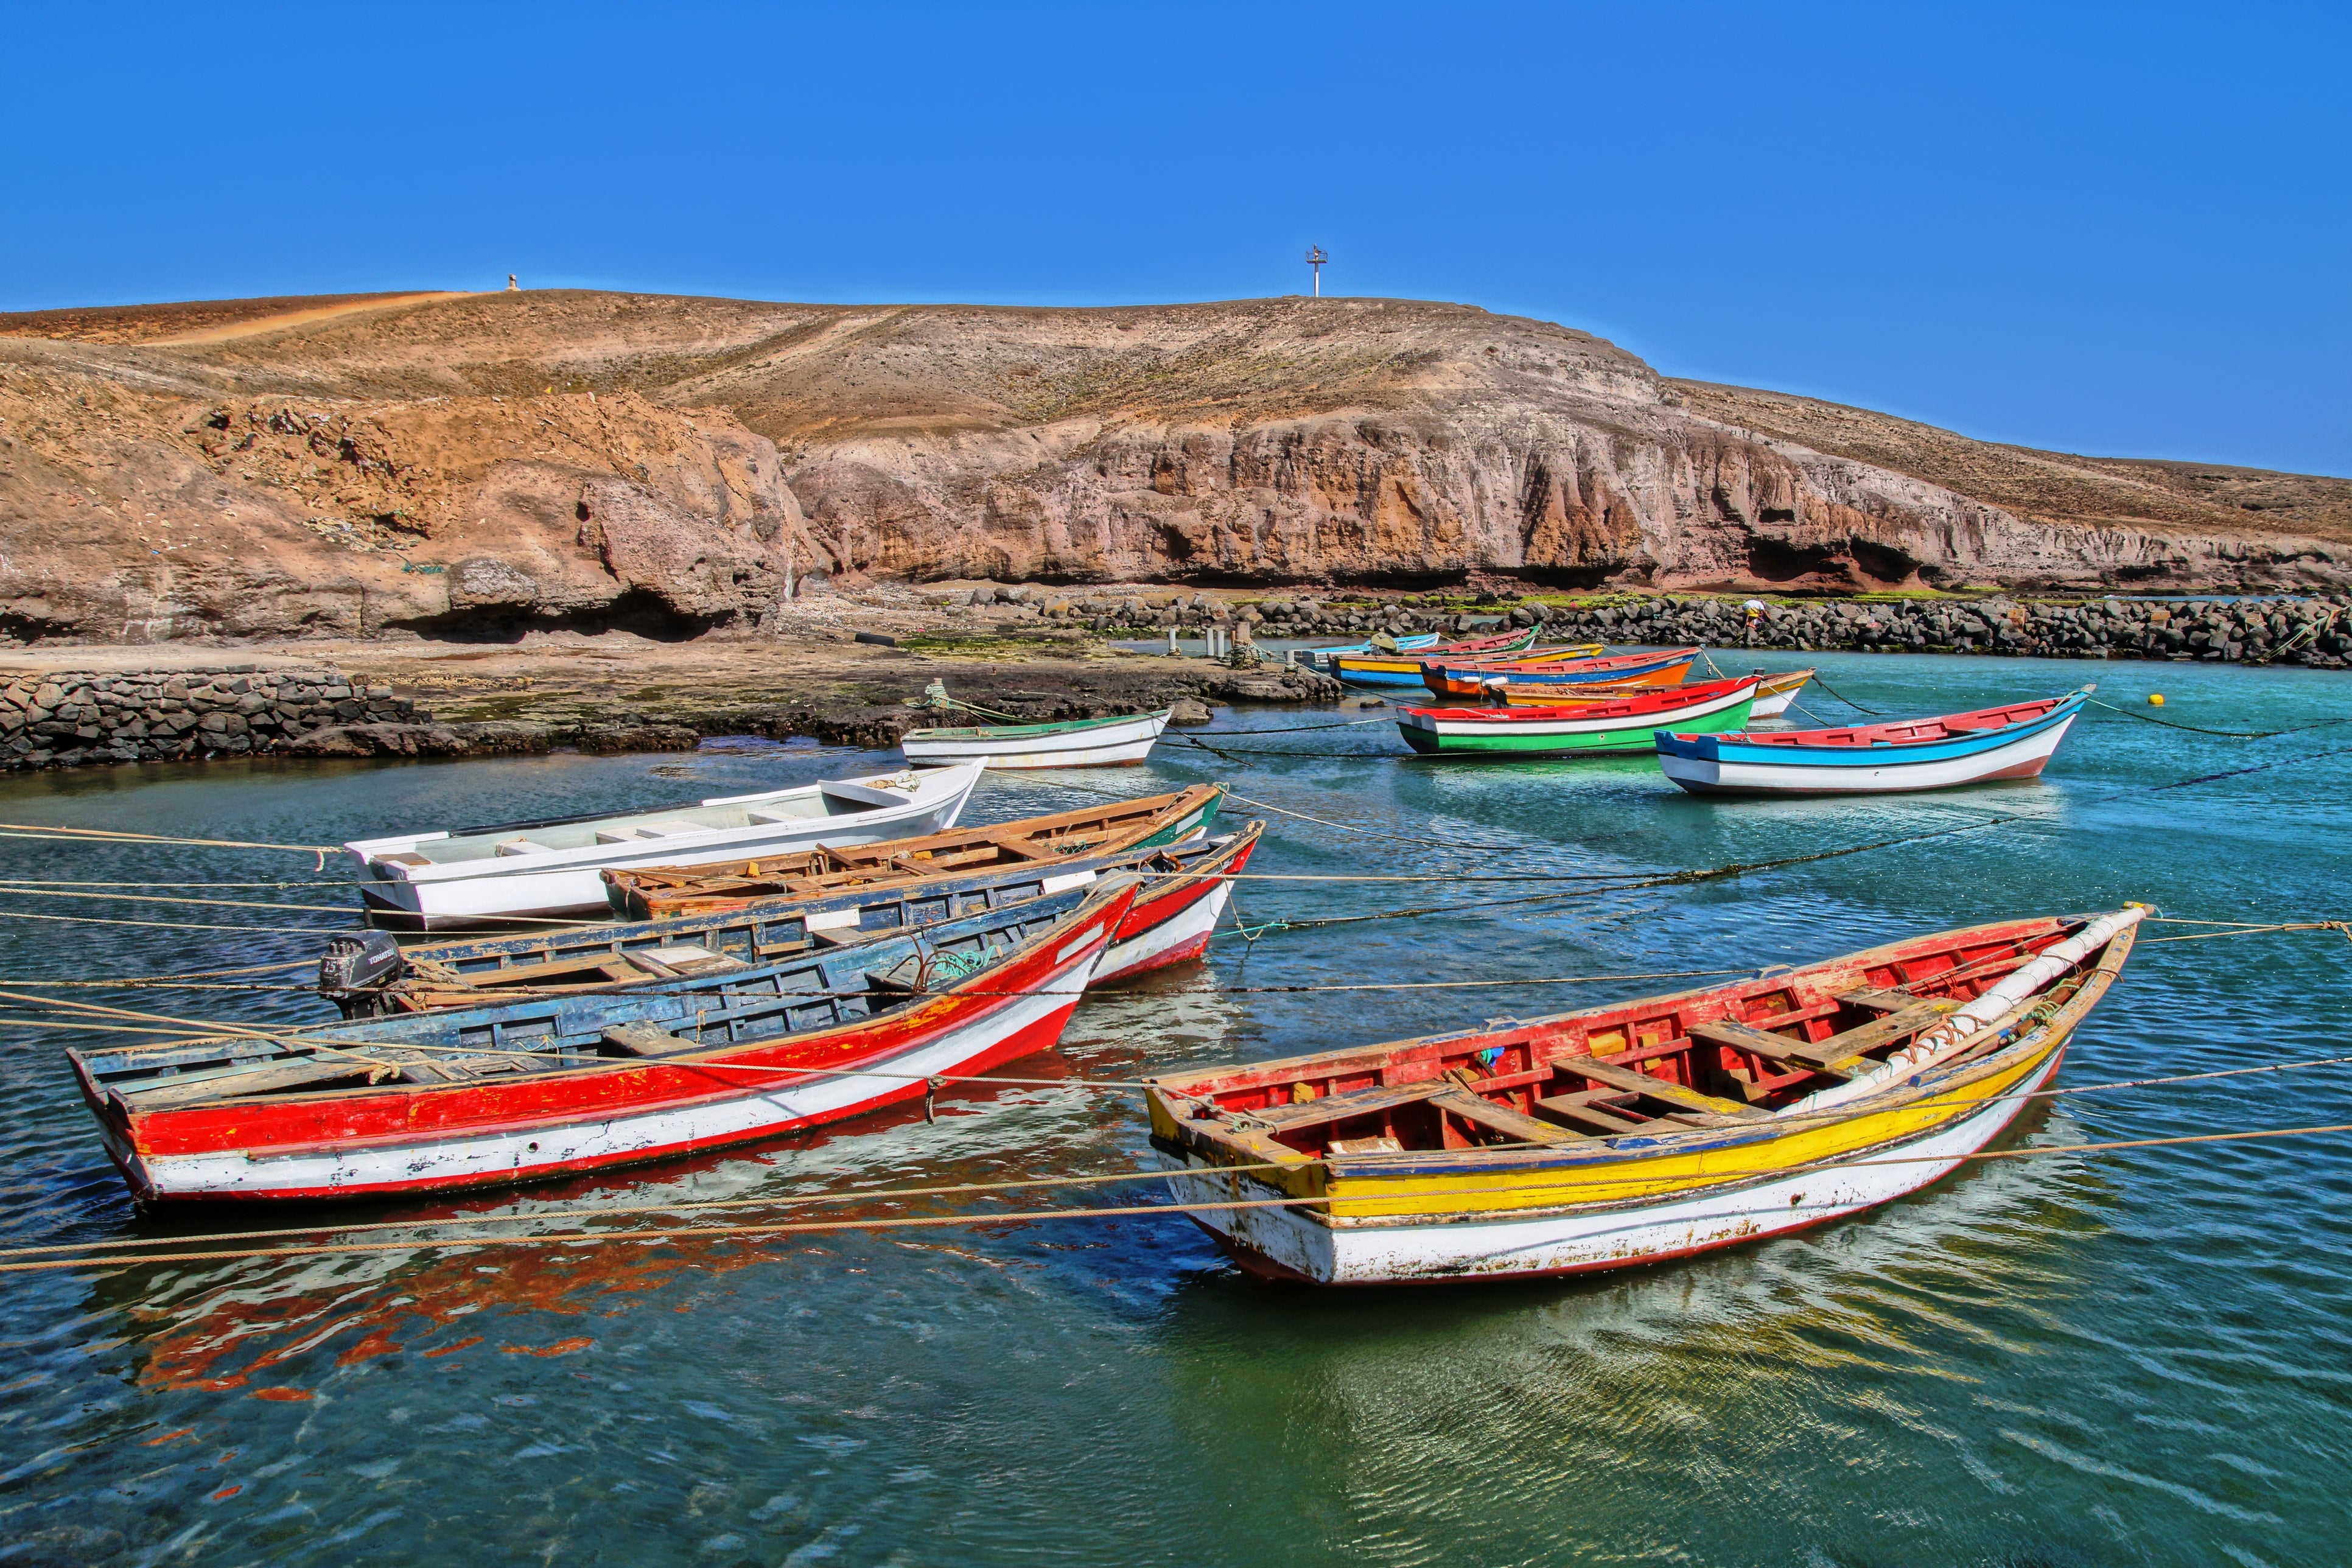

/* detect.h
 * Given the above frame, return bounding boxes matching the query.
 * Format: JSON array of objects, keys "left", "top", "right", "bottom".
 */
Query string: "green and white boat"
[
  {"left": 1396, "top": 678, "right": 1759, "bottom": 757},
  {"left": 901, "top": 707, "right": 1172, "bottom": 768}
]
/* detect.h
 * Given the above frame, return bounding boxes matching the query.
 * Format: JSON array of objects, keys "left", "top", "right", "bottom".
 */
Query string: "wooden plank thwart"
[
  {"left": 1688, "top": 1018, "right": 1858, "bottom": 1080},
  {"left": 1429, "top": 1088, "right": 1580, "bottom": 1144},
  {"left": 1256, "top": 1079, "right": 1444, "bottom": 1130},
  {"left": 1785, "top": 998, "right": 1958, "bottom": 1068},
  {"left": 1559, "top": 1055, "right": 1770, "bottom": 1119}
]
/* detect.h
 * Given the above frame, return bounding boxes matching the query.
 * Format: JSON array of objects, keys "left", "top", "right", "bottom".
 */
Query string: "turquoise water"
[{"left": 1, "top": 651, "right": 2348, "bottom": 1566}]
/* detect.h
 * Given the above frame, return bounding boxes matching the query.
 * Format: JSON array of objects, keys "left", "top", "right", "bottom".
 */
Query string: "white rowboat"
[
  {"left": 346, "top": 763, "right": 982, "bottom": 929},
  {"left": 900, "top": 709, "right": 1171, "bottom": 769}
]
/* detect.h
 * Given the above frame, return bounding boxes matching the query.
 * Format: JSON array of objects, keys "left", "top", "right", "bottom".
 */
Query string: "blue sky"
[{"left": 3, "top": 2, "right": 2344, "bottom": 475}]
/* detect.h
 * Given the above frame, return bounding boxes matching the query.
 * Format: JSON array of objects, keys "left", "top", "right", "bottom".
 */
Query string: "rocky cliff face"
[{"left": 1, "top": 290, "right": 2345, "bottom": 644}]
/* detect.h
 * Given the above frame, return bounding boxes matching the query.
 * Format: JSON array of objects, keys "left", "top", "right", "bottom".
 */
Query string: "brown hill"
[{"left": 0, "top": 289, "right": 2342, "bottom": 644}]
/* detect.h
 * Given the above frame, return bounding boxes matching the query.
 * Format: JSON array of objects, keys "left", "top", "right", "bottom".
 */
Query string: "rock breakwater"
[{"left": 1041, "top": 589, "right": 2352, "bottom": 668}]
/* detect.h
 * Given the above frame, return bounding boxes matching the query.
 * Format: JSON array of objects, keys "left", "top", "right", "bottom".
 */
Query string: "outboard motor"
[{"left": 318, "top": 929, "right": 405, "bottom": 1016}]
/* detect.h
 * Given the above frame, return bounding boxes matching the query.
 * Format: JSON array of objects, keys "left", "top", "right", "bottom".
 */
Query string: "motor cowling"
[{"left": 318, "top": 929, "right": 404, "bottom": 1004}]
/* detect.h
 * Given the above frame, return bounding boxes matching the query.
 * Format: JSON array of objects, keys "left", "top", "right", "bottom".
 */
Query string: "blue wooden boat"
[
  {"left": 83, "top": 878, "right": 1142, "bottom": 1203},
  {"left": 320, "top": 824, "right": 1254, "bottom": 1017},
  {"left": 1655, "top": 687, "right": 2090, "bottom": 796}
]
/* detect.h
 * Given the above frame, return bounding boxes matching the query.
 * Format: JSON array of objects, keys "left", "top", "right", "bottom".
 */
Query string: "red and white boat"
[{"left": 71, "top": 878, "right": 1142, "bottom": 1203}]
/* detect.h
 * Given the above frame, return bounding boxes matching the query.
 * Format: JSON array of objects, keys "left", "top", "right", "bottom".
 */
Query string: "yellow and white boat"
[{"left": 1144, "top": 909, "right": 2141, "bottom": 1284}]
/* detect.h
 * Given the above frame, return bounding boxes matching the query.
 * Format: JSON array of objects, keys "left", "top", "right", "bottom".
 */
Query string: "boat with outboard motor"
[
  {"left": 319, "top": 819, "right": 1263, "bottom": 1016},
  {"left": 76, "top": 877, "right": 1142, "bottom": 1202}
]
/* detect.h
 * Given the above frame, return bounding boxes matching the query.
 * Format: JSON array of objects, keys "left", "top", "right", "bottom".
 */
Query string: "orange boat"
[{"left": 1422, "top": 646, "right": 1698, "bottom": 699}]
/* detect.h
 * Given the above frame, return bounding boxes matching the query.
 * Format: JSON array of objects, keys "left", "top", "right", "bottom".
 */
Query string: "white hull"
[
  {"left": 1155, "top": 1049, "right": 2062, "bottom": 1284},
  {"left": 352, "top": 766, "right": 982, "bottom": 928},
  {"left": 1749, "top": 689, "right": 1796, "bottom": 718},
  {"left": 109, "top": 951, "right": 1103, "bottom": 1201},
  {"left": 1094, "top": 877, "right": 1231, "bottom": 984},
  {"left": 900, "top": 712, "right": 1169, "bottom": 769},
  {"left": 1660, "top": 716, "right": 2073, "bottom": 796}
]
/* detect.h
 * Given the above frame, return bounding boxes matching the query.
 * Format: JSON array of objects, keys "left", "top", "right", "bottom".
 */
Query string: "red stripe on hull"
[{"left": 116, "top": 996, "right": 1091, "bottom": 1203}]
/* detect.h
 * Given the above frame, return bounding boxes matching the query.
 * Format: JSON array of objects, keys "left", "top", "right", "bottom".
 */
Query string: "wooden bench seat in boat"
[
  {"left": 1427, "top": 1087, "right": 1580, "bottom": 1144},
  {"left": 1688, "top": 1018, "right": 1856, "bottom": 1078},
  {"left": 1836, "top": 986, "right": 1926, "bottom": 1013},
  {"left": 1533, "top": 1090, "right": 1645, "bottom": 1134},
  {"left": 598, "top": 1022, "right": 701, "bottom": 1058},
  {"left": 1254, "top": 1079, "right": 1451, "bottom": 1130},
  {"left": 1690, "top": 991, "right": 1957, "bottom": 1073},
  {"left": 619, "top": 945, "right": 753, "bottom": 980},
  {"left": 1555, "top": 1055, "right": 1770, "bottom": 1120}
]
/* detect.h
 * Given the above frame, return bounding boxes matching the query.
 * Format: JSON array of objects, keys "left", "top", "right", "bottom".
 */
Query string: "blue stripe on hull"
[{"left": 1657, "top": 696, "right": 2085, "bottom": 768}]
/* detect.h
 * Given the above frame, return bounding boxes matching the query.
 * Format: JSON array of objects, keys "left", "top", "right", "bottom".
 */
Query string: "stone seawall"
[{"left": 0, "top": 665, "right": 425, "bottom": 770}]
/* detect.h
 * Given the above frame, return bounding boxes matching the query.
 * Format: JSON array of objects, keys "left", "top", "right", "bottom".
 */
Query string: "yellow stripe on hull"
[{"left": 1317, "top": 1029, "right": 2060, "bottom": 1222}]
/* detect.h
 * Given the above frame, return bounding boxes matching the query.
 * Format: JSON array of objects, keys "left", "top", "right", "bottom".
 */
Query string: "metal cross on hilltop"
[{"left": 1306, "top": 245, "right": 1328, "bottom": 297}]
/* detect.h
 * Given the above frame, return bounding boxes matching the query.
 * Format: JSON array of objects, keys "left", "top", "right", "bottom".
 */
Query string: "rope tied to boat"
[
  {"left": 0, "top": 822, "right": 340, "bottom": 868},
  {"left": 2082, "top": 694, "right": 2352, "bottom": 740},
  {"left": 1799, "top": 670, "right": 1886, "bottom": 716},
  {"left": 12, "top": 1119, "right": 2352, "bottom": 1278}
]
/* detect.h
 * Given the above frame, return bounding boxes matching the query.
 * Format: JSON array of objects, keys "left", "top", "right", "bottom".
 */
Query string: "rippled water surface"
[{"left": 2, "top": 651, "right": 2348, "bottom": 1566}]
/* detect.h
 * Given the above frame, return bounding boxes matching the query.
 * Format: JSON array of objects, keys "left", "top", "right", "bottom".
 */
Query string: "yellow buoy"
[{"left": 2149, "top": 694, "right": 2165, "bottom": 707}]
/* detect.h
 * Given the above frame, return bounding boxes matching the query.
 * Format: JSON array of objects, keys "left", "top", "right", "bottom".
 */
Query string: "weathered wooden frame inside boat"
[
  {"left": 321, "top": 822, "right": 1262, "bottom": 1015},
  {"left": 604, "top": 784, "right": 1222, "bottom": 920},
  {"left": 1145, "top": 912, "right": 2138, "bottom": 1284},
  {"left": 75, "top": 878, "right": 1143, "bottom": 1203}
]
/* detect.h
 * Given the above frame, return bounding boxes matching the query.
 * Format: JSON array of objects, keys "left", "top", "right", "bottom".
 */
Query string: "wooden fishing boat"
[
  {"left": 320, "top": 822, "right": 1263, "bottom": 1015},
  {"left": 1306, "top": 631, "right": 1440, "bottom": 672},
  {"left": 1746, "top": 668, "right": 1815, "bottom": 718},
  {"left": 1656, "top": 688, "right": 2088, "bottom": 796},
  {"left": 345, "top": 763, "right": 984, "bottom": 931},
  {"left": 604, "top": 784, "right": 1223, "bottom": 920},
  {"left": 1421, "top": 646, "right": 1698, "bottom": 699},
  {"left": 1145, "top": 908, "right": 2143, "bottom": 1284},
  {"left": 1330, "top": 628, "right": 1557, "bottom": 687},
  {"left": 1396, "top": 678, "right": 1759, "bottom": 757},
  {"left": 73, "top": 878, "right": 1143, "bottom": 1203},
  {"left": 900, "top": 709, "right": 1171, "bottom": 768},
  {"left": 1493, "top": 667, "right": 1813, "bottom": 715}
]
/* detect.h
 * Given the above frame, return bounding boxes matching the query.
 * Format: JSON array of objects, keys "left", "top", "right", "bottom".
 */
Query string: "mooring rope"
[
  {"left": 1802, "top": 670, "right": 1887, "bottom": 716},
  {"left": 10, "top": 1120, "right": 2349, "bottom": 1276},
  {"left": 19, "top": 1045, "right": 2351, "bottom": 1268},
  {"left": 2083, "top": 694, "right": 2352, "bottom": 740}
]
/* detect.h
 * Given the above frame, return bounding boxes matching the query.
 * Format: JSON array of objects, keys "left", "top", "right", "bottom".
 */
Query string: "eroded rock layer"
[{"left": 1, "top": 290, "right": 2346, "bottom": 643}]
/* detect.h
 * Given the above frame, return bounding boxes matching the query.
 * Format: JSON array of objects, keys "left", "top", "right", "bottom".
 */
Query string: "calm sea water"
[{"left": 1, "top": 651, "right": 2347, "bottom": 1567}]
